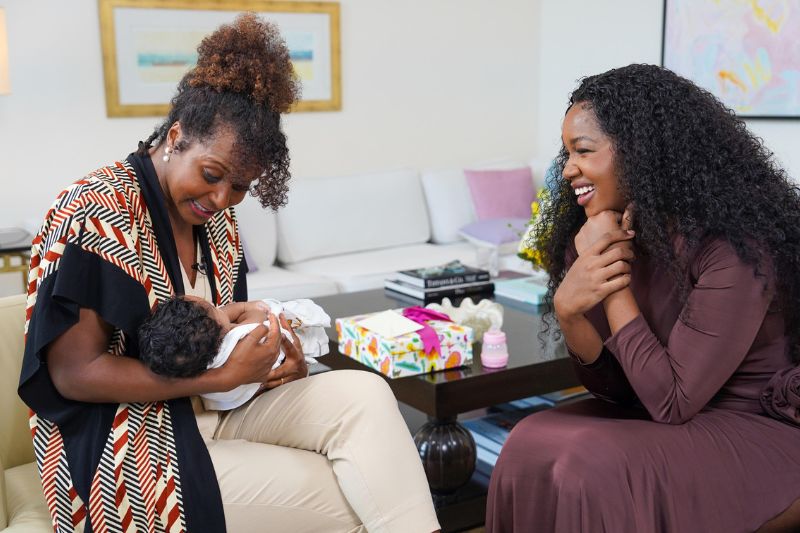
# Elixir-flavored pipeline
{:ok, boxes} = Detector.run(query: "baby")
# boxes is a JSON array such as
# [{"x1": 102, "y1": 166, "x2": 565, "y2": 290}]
[{"x1": 138, "y1": 295, "x2": 330, "y2": 410}]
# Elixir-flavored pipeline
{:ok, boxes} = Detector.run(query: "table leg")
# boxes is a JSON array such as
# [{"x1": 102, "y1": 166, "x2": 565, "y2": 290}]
[{"x1": 414, "y1": 415, "x2": 477, "y2": 496}]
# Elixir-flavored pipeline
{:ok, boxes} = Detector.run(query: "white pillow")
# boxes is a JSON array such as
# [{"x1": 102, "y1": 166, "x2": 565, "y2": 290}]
[
  {"x1": 276, "y1": 169, "x2": 430, "y2": 264},
  {"x1": 233, "y1": 197, "x2": 278, "y2": 269}
]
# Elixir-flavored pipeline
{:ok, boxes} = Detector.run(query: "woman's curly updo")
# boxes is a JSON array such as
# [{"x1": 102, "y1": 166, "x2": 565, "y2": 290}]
[
  {"x1": 139, "y1": 13, "x2": 300, "y2": 209},
  {"x1": 535, "y1": 64, "x2": 800, "y2": 360}
]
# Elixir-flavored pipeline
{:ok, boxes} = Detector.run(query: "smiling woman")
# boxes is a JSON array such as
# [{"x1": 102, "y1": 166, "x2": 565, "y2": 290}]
[
  {"x1": 560, "y1": 103, "x2": 625, "y2": 215},
  {"x1": 19, "y1": 13, "x2": 440, "y2": 533},
  {"x1": 487, "y1": 64, "x2": 800, "y2": 533}
]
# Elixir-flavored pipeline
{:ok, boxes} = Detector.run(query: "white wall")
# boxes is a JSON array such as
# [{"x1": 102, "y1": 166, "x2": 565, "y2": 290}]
[
  {"x1": 4, "y1": 0, "x2": 795, "y2": 296},
  {"x1": 535, "y1": 0, "x2": 800, "y2": 181},
  {"x1": 0, "y1": 0, "x2": 539, "y2": 230}
]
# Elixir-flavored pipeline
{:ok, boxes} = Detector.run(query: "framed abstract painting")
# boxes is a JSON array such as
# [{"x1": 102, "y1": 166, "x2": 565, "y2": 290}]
[
  {"x1": 99, "y1": 0, "x2": 341, "y2": 116},
  {"x1": 662, "y1": 0, "x2": 800, "y2": 119}
]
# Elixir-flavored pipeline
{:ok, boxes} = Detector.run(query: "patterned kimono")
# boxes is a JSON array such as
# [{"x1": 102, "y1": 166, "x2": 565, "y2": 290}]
[{"x1": 18, "y1": 152, "x2": 247, "y2": 532}]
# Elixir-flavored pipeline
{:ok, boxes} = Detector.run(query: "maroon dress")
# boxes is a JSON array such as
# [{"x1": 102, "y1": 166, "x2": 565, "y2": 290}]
[{"x1": 486, "y1": 239, "x2": 800, "y2": 532}]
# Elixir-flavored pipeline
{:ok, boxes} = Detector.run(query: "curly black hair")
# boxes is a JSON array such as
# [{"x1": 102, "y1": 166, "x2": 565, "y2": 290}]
[
  {"x1": 138, "y1": 296, "x2": 224, "y2": 378},
  {"x1": 137, "y1": 13, "x2": 300, "y2": 209},
  {"x1": 532, "y1": 63, "x2": 800, "y2": 360}
]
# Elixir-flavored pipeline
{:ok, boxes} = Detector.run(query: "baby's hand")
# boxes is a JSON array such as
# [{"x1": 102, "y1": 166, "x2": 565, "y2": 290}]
[
  {"x1": 244, "y1": 300, "x2": 270, "y2": 314},
  {"x1": 233, "y1": 301, "x2": 269, "y2": 325}
]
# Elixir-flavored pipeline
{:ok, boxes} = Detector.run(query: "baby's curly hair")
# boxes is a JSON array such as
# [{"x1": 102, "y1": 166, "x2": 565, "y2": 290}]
[
  {"x1": 534, "y1": 64, "x2": 800, "y2": 360},
  {"x1": 138, "y1": 13, "x2": 300, "y2": 209},
  {"x1": 138, "y1": 296, "x2": 224, "y2": 378}
]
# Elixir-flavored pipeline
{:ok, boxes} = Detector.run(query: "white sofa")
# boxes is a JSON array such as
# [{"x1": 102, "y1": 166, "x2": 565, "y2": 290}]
[{"x1": 238, "y1": 159, "x2": 547, "y2": 301}]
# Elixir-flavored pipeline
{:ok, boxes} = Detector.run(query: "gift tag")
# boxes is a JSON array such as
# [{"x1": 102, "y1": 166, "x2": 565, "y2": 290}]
[{"x1": 357, "y1": 310, "x2": 423, "y2": 338}]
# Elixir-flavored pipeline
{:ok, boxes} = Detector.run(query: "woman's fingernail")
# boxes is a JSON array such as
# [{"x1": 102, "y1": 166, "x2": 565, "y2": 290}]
[{"x1": 627, "y1": 230, "x2": 635, "y2": 235}]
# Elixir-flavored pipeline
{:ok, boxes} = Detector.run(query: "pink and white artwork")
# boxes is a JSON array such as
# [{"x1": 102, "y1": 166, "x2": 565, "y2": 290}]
[{"x1": 663, "y1": 0, "x2": 800, "y2": 118}]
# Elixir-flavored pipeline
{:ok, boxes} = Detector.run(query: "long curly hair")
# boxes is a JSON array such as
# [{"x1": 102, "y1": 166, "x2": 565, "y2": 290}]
[
  {"x1": 533, "y1": 64, "x2": 800, "y2": 360},
  {"x1": 138, "y1": 13, "x2": 300, "y2": 209}
]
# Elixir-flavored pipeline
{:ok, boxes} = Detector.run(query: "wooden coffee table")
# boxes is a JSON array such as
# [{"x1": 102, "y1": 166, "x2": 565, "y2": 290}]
[{"x1": 315, "y1": 289, "x2": 579, "y2": 531}]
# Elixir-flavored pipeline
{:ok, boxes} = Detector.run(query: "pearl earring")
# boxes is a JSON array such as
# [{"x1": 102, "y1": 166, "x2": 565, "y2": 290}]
[{"x1": 163, "y1": 146, "x2": 173, "y2": 163}]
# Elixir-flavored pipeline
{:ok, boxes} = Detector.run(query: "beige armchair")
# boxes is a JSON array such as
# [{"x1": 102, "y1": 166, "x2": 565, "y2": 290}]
[{"x1": 0, "y1": 294, "x2": 51, "y2": 531}]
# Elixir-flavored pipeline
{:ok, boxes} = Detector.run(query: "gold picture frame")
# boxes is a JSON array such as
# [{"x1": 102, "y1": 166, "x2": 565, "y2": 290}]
[{"x1": 98, "y1": 0, "x2": 341, "y2": 116}]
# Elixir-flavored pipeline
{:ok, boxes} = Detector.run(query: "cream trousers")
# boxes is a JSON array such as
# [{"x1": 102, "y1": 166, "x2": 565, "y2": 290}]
[{"x1": 202, "y1": 369, "x2": 440, "y2": 533}]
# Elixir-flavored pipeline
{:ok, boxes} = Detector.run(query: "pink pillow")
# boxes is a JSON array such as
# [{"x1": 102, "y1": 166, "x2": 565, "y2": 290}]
[{"x1": 464, "y1": 167, "x2": 535, "y2": 220}]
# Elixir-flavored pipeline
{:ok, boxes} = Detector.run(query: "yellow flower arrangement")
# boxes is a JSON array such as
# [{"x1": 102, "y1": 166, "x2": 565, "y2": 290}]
[{"x1": 517, "y1": 188, "x2": 549, "y2": 270}]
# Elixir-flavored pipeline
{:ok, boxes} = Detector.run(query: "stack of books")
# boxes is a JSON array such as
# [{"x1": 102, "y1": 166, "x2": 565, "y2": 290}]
[
  {"x1": 463, "y1": 387, "x2": 591, "y2": 485},
  {"x1": 384, "y1": 261, "x2": 494, "y2": 304}
]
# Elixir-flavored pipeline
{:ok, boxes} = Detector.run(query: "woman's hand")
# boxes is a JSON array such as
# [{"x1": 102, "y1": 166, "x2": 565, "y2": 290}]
[
  {"x1": 263, "y1": 314, "x2": 309, "y2": 390},
  {"x1": 218, "y1": 313, "x2": 283, "y2": 390},
  {"x1": 574, "y1": 210, "x2": 624, "y2": 256},
  {"x1": 555, "y1": 230, "x2": 635, "y2": 321}
]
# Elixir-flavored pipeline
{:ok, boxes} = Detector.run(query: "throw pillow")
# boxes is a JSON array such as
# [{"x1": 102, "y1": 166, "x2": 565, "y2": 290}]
[
  {"x1": 459, "y1": 218, "x2": 530, "y2": 255},
  {"x1": 464, "y1": 167, "x2": 535, "y2": 220}
]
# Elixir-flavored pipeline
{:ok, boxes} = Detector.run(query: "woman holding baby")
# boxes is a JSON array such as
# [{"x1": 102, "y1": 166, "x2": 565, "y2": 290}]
[{"x1": 19, "y1": 14, "x2": 439, "y2": 533}]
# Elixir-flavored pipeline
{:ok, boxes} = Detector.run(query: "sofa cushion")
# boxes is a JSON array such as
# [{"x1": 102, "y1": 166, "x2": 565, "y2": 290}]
[
  {"x1": 283, "y1": 242, "x2": 479, "y2": 292},
  {"x1": 459, "y1": 218, "x2": 529, "y2": 245},
  {"x1": 244, "y1": 266, "x2": 339, "y2": 301},
  {"x1": 459, "y1": 218, "x2": 530, "y2": 255},
  {"x1": 420, "y1": 168, "x2": 476, "y2": 245},
  {"x1": 4, "y1": 462, "x2": 51, "y2": 532},
  {"x1": 421, "y1": 159, "x2": 527, "y2": 244},
  {"x1": 276, "y1": 169, "x2": 430, "y2": 264},
  {"x1": 465, "y1": 167, "x2": 536, "y2": 220},
  {"x1": 233, "y1": 197, "x2": 278, "y2": 269}
]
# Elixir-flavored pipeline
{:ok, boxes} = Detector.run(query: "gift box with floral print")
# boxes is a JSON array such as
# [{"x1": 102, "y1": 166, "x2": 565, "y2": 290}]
[{"x1": 335, "y1": 311, "x2": 474, "y2": 378}]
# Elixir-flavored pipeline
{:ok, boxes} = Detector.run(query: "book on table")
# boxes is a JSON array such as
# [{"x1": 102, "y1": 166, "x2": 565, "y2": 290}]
[
  {"x1": 384, "y1": 278, "x2": 494, "y2": 301},
  {"x1": 394, "y1": 260, "x2": 490, "y2": 289},
  {"x1": 493, "y1": 275, "x2": 549, "y2": 307},
  {"x1": 383, "y1": 287, "x2": 493, "y2": 307}
]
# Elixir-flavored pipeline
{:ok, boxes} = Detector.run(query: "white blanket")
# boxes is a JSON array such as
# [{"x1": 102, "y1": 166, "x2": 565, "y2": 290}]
[{"x1": 201, "y1": 298, "x2": 331, "y2": 410}]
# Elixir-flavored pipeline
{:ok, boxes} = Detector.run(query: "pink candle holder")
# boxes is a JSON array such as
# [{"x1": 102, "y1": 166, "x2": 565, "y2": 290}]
[{"x1": 481, "y1": 328, "x2": 509, "y2": 368}]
